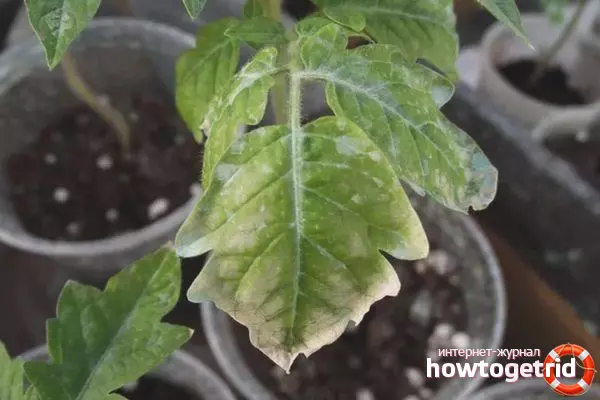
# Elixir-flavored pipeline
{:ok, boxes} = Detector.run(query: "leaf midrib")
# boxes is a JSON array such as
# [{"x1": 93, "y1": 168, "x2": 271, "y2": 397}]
[{"x1": 73, "y1": 253, "x2": 172, "y2": 400}]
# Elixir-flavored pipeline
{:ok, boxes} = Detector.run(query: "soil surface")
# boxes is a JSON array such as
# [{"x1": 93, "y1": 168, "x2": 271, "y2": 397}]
[
  {"x1": 544, "y1": 133, "x2": 600, "y2": 190},
  {"x1": 116, "y1": 376, "x2": 202, "y2": 400},
  {"x1": 283, "y1": 0, "x2": 317, "y2": 20},
  {"x1": 499, "y1": 60, "x2": 586, "y2": 106},
  {"x1": 5, "y1": 88, "x2": 203, "y2": 241},
  {"x1": 234, "y1": 242, "x2": 469, "y2": 400}
]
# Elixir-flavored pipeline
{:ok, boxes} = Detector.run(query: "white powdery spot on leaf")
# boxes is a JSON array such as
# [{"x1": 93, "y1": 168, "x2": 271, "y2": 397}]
[
  {"x1": 335, "y1": 136, "x2": 361, "y2": 156},
  {"x1": 351, "y1": 194, "x2": 363, "y2": 204},
  {"x1": 215, "y1": 164, "x2": 238, "y2": 184},
  {"x1": 368, "y1": 151, "x2": 381, "y2": 162}
]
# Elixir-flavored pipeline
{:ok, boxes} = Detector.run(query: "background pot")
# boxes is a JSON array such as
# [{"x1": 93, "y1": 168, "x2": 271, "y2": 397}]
[
  {"x1": 0, "y1": 19, "x2": 199, "y2": 271},
  {"x1": 201, "y1": 196, "x2": 506, "y2": 400},
  {"x1": 20, "y1": 345, "x2": 237, "y2": 400},
  {"x1": 468, "y1": 379, "x2": 600, "y2": 399},
  {"x1": 478, "y1": 5, "x2": 600, "y2": 129}
]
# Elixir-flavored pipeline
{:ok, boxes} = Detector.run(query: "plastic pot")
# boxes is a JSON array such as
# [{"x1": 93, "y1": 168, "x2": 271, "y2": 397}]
[
  {"x1": 20, "y1": 345, "x2": 237, "y2": 400},
  {"x1": 468, "y1": 379, "x2": 600, "y2": 399},
  {"x1": 478, "y1": 4, "x2": 600, "y2": 129},
  {"x1": 0, "y1": 19, "x2": 198, "y2": 271},
  {"x1": 202, "y1": 196, "x2": 507, "y2": 400}
]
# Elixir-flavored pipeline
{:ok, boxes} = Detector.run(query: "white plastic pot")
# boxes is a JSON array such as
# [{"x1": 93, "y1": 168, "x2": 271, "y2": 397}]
[
  {"x1": 0, "y1": 19, "x2": 199, "y2": 271},
  {"x1": 20, "y1": 346, "x2": 237, "y2": 400},
  {"x1": 478, "y1": 4, "x2": 600, "y2": 129}
]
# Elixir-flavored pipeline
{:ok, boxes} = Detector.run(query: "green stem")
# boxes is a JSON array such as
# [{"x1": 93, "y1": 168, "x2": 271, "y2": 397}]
[
  {"x1": 61, "y1": 53, "x2": 131, "y2": 153},
  {"x1": 261, "y1": 0, "x2": 288, "y2": 124},
  {"x1": 530, "y1": 0, "x2": 586, "y2": 85}
]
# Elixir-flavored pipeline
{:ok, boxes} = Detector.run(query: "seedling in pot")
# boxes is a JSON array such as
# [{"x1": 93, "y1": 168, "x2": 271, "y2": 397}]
[
  {"x1": 6, "y1": 2, "x2": 202, "y2": 242},
  {"x1": 499, "y1": 0, "x2": 590, "y2": 106},
  {"x1": 11, "y1": 0, "x2": 527, "y2": 383}
]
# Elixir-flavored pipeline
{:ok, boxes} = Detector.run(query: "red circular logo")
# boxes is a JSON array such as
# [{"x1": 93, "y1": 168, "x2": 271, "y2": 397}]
[{"x1": 543, "y1": 344, "x2": 596, "y2": 396}]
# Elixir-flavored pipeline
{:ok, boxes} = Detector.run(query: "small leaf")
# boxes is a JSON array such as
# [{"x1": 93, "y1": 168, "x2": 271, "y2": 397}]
[
  {"x1": 0, "y1": 342, "x2": 28, "y2": 400},
  {"x1": 322, "y1": 7, "x2": 366, "y2": 32},
  {"x1": 477, "y1": 0, "x2": 530, "y2": 44},
  {"x1": 244, "y1": 0, "x2": 265, "y2": 18},
  {"x1": 226, "y1": 17, "x2": 286, "y2": 48},
  {"x1": 24, "y1": 0, "x2": 101, "y2": 68},
  {"x1": 201, "y1": 47, "x2": 279, "y2": 187},
  {"x1": 182, "y1": 0, "x2": 207, "y2": 19},
  {"x1": 176, "y1": 19, "x2": 241, "y2": 139},
  {"x1": 312, "y1": 0, "x2": 459, "y2": 79},
  {"x1": 24, "y1": 247, "x2": 192, "y2": 400},
  {"x1": 298, "y1": 22, "x2": 497, "y2": 212}
]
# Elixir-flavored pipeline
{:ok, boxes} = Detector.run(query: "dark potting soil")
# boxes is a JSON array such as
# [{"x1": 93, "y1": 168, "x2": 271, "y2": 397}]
[
  {"x1": 5, "y1": 89, "x2": 203, "y2": 241},
  {"x1": 498, "y1": 60, "x2": 586, "y2": 106},
  {"x1": 233, "y1": 243, "x2": 469, "y2": 400},
  {"x1": 544, "y1": 134, "x2": 600, "y2": 191},
  {"x1": 283, "y1": 0, "x2": 317, "y2": 20},
  {"x1": 116, "y1": 376, "x2": 202, "y2": 400}
]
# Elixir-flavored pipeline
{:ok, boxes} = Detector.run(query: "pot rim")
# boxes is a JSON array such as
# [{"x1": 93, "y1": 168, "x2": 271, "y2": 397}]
[
  {"x1": 0, "y1": 18, "x2": 203, "y2": 259},
  {"x1": 19, "y1": 345, "x2": 237, "y2": 400},
  {"x1": 201, "y1": 209, "x2": 507, "y2": 400},
  {"x1": 479, "y1": 13, "x2": 587, "y2": 114}
]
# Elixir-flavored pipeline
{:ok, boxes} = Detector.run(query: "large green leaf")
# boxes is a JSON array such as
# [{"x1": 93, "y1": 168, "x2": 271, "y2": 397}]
[
  {"x1": 299, "y1": 24, "x2": 497, "y2": 212},
  {"x1": 313, "y1": 0, "x2": 458, "y2": 79},
  {"x1": 478, "y1": 0, "x2": 529, "y2": 43},
  {"x1": 176, "y1": 19, "x2": 242, "y2": 139},
  {"x1": 177, "y1": 117, "x2": 428, "y2": 370},
  {"x1": 24, "y1": 0, "x2": 101, "y2": 69},
  {"x1": 176, "y1": 17, "x2": 497, "y2": 370},
  {"x1": 182, "y1": 0, "x2": 207, "y2": 19},
  {"x1": 24, "y1": 248, "x2": 192, "y2": 400}
]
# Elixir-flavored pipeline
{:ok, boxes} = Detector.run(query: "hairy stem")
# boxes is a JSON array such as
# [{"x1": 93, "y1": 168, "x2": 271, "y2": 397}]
[
  {"x1": 530, "y1": 0, "x2": 586, "y2": 85},
  {"x1": 61, "y1": 53, "x2": 131, "y2": 152},
  {"x1": 262, "y1": 0, "x2": 288, "y2": 124},
  {"x1": 59, "y1": 0, "x2": 134, "y2": 153}
]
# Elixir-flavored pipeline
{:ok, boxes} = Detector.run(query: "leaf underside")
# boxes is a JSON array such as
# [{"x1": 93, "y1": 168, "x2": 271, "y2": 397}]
[
  {"x1": 175, "y1": 13, "x2": 498, "y2": 371},
  {"x1": 24, "y1": 0, "x2": 101, "y2": 69},
  {"x1": 24, "y1": 247, "x2": 192, "y2": 400},
  {"x1": 182, "y1": 0, "x2": 207, "y2": 19}
]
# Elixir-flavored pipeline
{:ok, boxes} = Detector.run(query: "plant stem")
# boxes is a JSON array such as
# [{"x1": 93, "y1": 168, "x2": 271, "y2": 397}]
[
  {"x1": 61, "y1": 53, "x2": 131, "y2": 152},
  {"x1": 530, "y1": 0, "x2": 586, "y2": 85},
  {"x1": 261, "y1": 0, "x2": 288, "y2": 124}
]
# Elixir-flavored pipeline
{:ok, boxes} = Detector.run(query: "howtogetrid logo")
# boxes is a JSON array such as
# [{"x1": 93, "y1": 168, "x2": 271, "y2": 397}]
[{"x1": 544, "y1": 343, "x2": 596, "y2": 396}]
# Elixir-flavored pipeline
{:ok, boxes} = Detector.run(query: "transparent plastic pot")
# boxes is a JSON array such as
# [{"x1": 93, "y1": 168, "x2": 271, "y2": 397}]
[
  {"x1": 0, "y1": 18, "x2": 198, "y2": 271},
  {"x1": 20, "y1": 345, "x2": 237, "y2": 400},
  {"x1": 468, "y1": 379, "x2": 600, "y2": 399},
  {"x1": 201, "y1": 196, "x2": 507, "y2": 400}
]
